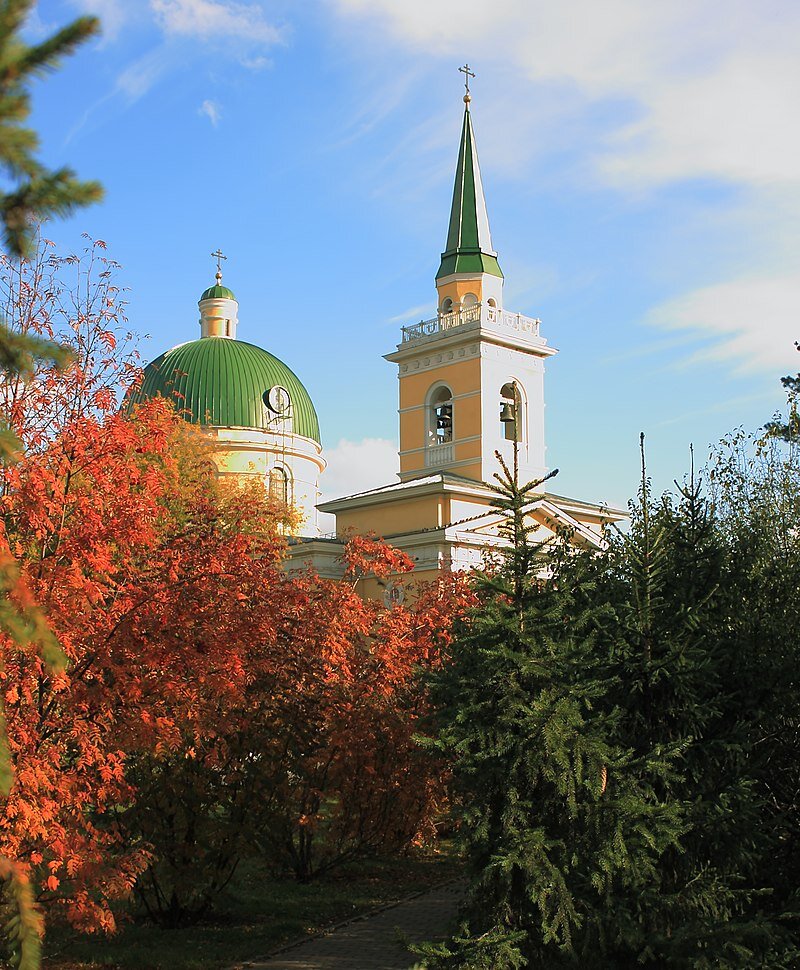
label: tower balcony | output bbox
[401,302,541,345]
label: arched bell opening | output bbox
[500,381,523,443]
[428,384,454,446]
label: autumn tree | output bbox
[0,242,279,946]
[0,239,474,944]
[122,538,471,925]
[0,4,102,957]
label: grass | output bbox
[43,850,461,970]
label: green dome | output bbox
[200,283,236,301]
[129,337,321,444]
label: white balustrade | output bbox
[402,303,540,343]
[426,442,454,467]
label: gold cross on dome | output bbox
[459,63,475,97]
[211,248,227,281]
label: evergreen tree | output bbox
[0,0,103,460]
[592,444,797,966]
[415,444,685,968]
[0,0,101,260]
[416,437,799,968]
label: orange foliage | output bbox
[0,239,473,932]
[0,394,472,926]
[0,398,287,929]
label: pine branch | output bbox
[0,1,102,257]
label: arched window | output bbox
[500,382,523,442]
[428,385,453,445]
[440,297,454,315]
[269,465,290,505]
[487,297,497,308]
[462,292,478,308]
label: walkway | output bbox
[234,881,464,970]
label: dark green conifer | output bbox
[416,435,800,968]
[0,0,101,258]
[415,443,683,968]
[0,0,102,459]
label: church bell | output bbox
[436,404,453,430]
[499,401,516,423]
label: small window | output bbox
[429,385,453,444]
[487,297,497,308]
[462,292,478,308]
[500,382,521,442]
[440,297,454,315]
[269,466,290,505]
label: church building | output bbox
[130,81,623,599]
[289,85,625,599]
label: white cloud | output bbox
[600,53,800,189]
[23,5,56,40]
[387,303,432,325]
[115,47,174,100]
[329,0,800,373]
[329,0,800,191]
[318,437,399,533]
[200,98,221,125]
[238,54,270,71]
[70,0,132,42]
[321,437,399,500]
[151,0,283,43]
[646,275,800,373]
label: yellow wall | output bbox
[355,568,442,604]
[336,492,450,537]
[399,357,483,477]
[436,277,484,306]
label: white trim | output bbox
[398,389,480,413]
[399,434,482,456]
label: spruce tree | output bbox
[415,444,685,968]
[0,0,101,259]
[591,443,797,966]
[416,436,800,968]
[0,0,102,459]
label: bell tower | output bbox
[385,79,556,487]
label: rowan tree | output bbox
[0,228,122,968]
[123,539,471,925]
[1,399,281,930]
[0,240,284,950]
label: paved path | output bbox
[236,881,464,970]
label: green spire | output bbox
[436,102,503,280]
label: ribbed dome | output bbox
[130,337,321,444]
[200,283,236,301]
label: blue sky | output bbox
[30,0,800,511]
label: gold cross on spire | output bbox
[458,63,475,103]
[211,248,227,283]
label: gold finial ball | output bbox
[464,92,471,104]
[215,270,223,283]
